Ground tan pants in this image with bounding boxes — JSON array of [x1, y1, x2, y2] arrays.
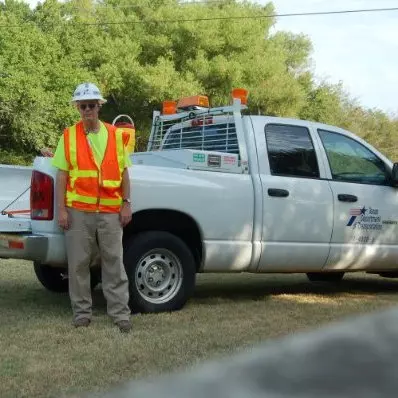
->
[[65, 208, 130, 323]]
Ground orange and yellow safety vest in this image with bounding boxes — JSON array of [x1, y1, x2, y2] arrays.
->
[[64, 121, 129, 213]]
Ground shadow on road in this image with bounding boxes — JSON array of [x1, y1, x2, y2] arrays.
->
[[193, 273, 398, 301]]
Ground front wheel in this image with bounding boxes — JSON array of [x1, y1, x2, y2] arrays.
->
[[123, 231, 196, 313]]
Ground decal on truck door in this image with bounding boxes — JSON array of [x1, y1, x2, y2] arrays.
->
[[346, 206, 382, 231], [346, 206, 385, 244]]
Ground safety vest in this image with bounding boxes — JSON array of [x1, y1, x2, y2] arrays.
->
[[64, 121, 129, 213]]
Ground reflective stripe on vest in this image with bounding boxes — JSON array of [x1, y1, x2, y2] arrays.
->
[[66, 192, 122, 206]]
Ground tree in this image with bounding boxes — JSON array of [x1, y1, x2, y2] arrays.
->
[[0, 0, 396, 163]]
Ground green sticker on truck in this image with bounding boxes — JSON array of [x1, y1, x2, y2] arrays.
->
[[193, 153, 205, 163]]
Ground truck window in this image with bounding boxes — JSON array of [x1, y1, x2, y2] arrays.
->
[[265, 124, 320, 178], [162, 122, 239, 154], [318, 129, 388, 185]]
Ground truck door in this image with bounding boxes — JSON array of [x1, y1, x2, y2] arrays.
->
[[252, 119, 334, 272], [316, 128, 398, 271]]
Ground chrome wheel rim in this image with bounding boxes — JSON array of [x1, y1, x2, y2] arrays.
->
[[135, 249, 183, 304]]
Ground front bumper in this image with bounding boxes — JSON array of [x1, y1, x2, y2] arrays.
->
[[0, 233, 48, 261]]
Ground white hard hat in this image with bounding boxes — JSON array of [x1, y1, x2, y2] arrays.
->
[[71, 82, 107, 104]]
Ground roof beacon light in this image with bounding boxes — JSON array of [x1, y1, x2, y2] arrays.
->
[[162, 100, 177, 115], [177, 95, 210, 111], [231, 88, 248, 105]]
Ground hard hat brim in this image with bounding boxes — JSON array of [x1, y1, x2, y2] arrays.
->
[[71, 97, 107, 105]]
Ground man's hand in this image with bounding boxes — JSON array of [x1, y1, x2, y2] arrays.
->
[[40, 147, 54, 157], [58, 208, 70, 230], [120, 203, 132, 227]]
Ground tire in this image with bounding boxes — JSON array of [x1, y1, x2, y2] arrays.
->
[[306, 272, 345, 283], [123, 231, 196, 313], [33, 262, 101, 293], [34, 262, 69, 292]]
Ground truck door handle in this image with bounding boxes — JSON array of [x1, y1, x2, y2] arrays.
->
[[268, 188, 289, 198], [338, 194, 358, 202]]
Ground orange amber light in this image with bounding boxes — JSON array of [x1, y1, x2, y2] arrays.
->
[[177, 95, 209, 109], [231, 88, 248, 105], [162, 101, 177, 115]]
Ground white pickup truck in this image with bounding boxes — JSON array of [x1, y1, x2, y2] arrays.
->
[[1, 92, 398, 313]]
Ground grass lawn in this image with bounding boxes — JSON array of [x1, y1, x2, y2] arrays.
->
[[1, 259, 398, 398]]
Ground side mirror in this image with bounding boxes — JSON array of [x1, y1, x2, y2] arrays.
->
[[391, 163, 398, 186]]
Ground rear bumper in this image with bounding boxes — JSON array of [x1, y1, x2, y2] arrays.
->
[[0, 233, 48, 262]]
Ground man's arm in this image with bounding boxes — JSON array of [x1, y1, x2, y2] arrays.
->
[[56, 170, 68, 210], [56, 170, 70, 229], [120, 168, 132, 227], [121, 168, 130, 200], [51, 134, 70, 229]]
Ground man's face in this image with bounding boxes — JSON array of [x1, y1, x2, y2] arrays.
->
[[76, 100, 100, 121]]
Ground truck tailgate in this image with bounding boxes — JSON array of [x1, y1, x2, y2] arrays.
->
[[0, 215, 49, 261], [0, 215, 31, 233]]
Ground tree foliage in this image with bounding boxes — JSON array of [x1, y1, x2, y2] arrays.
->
[[0, 0, 396, 164]]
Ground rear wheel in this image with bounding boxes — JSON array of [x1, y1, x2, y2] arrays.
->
[[123, 231, 196, 313], [33, 262, 100, 293], [306, 272, 345, 283]]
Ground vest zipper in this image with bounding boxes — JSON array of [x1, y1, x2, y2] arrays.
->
[[97, 172, 101, 210], [86, 134, 101, 211]]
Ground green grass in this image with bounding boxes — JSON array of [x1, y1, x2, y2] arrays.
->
[[1, 259, 398, 398]]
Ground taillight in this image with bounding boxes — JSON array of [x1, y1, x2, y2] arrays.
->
[[30, 171, 54, 220]]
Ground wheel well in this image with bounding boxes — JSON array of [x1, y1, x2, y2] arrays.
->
[[123, 209, 203, 270]]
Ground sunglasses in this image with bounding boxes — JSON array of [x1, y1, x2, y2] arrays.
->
[[79, 103, 98, 111]]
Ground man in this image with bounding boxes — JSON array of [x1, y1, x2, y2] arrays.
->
[[52, 82, 133, 333]]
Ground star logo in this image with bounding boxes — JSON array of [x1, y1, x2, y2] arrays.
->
[[347, 206, 367, 227]]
